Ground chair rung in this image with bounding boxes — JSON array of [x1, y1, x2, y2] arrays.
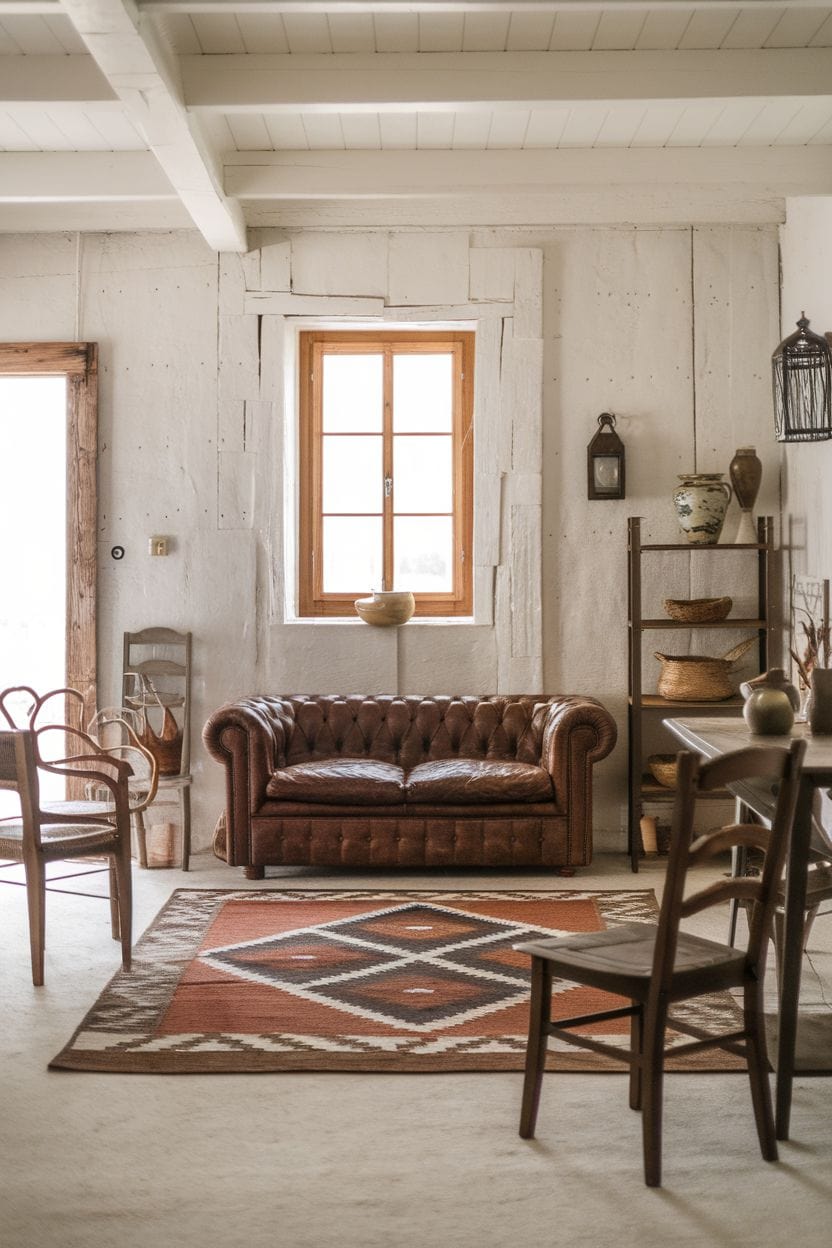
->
[[550, 1005, 638, 1030]]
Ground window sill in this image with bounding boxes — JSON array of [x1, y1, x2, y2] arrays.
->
[[285, 616, 477, 627]]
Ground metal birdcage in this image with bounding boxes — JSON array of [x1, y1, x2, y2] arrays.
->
[[772, 313, 832, 442]]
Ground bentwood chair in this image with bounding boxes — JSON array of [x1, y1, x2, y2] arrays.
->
[[0, 728, 134, 985], [1, 686, 158, 864], [516, 740, 805, 1188]]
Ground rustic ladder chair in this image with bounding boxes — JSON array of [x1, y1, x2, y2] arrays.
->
[[0, 727, 134, 985], [727, 779, 832, 989], [515, 740, 805, 1188], [122, 628, 192, 869]]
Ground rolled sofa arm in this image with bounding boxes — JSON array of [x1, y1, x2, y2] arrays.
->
[[203, 696, 293, 866], [540, 696, 617, 792], [539, 695, 617, 865]]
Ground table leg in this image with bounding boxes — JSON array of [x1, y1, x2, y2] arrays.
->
[[775, 774, 813, 1140]]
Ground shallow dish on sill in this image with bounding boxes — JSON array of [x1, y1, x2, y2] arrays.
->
[[663, 596, 732, 623]]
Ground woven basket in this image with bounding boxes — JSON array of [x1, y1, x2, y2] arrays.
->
[[654, 637, 756, 701], [647, 754, 678, 788], [663, 596, 732, 623]]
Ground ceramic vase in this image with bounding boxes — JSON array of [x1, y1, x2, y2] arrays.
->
[[808, 667, 832, 735], [672, 473, 732, 545], [729, 447, 762, 545]]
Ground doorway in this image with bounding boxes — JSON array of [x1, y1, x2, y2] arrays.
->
[[0, 343, 98, 775]]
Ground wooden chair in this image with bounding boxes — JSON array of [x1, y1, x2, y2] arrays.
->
[[1, 686, 159, 864], [0, 727, 133, 985], [516, 740, 806, 1188], [727, 779, 832, 989], [122, 629, 192, 870]]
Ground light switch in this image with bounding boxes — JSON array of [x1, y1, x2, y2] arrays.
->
[[149, 536, 169, 556]]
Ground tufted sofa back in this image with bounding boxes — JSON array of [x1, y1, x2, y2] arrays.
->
[[278, 695, 550, 771]]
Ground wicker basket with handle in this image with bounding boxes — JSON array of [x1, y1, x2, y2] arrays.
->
[[654, 637, 757, 701]]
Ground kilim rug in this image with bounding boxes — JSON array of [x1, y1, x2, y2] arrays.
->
[[50, 888, 745, 1074]]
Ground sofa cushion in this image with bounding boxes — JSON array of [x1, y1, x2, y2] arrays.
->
[[266, 759, 405, 805], [405, 759, 554, 805]]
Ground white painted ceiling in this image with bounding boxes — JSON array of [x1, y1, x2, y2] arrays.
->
[[1, 1, 831, 249]]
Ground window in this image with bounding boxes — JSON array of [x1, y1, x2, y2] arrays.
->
[[298, 330, 474, 618]]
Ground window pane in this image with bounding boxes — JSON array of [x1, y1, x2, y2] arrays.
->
[[323, 354, 383, 432], [322, 517, 382, 593], [323, 435, 382, 513], [393, 354, 453, 432], [394, 516, 453, 593], [393, 435, 452, 513]]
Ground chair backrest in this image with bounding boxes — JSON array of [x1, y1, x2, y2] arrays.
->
[[0, 686, 38, 729], [652, 740, 806, 993], [0, 728, 42, 846], [122, 629, 192, 775]]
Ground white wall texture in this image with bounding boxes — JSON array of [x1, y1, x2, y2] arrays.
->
[[779, 197, 832, 604], [0, 222, 783, 853]]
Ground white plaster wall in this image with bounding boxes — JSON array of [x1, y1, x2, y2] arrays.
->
[[0, 221, 782, 854], [780, 198, 832, 597]]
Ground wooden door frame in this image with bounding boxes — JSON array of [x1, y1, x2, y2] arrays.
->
[[0, 343, 98, 720]]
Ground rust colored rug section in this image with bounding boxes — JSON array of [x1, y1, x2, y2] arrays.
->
[[50, 888, 744, 1074]]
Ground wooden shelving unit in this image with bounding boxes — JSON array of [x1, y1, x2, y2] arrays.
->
[[627, 515, 774, 872]]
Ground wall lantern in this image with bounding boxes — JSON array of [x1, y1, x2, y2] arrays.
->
[[587, 412, 625, 500], [772, 313, 832, 442]]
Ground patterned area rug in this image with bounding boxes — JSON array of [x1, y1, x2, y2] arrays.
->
[[50, 888, 745, 1074]]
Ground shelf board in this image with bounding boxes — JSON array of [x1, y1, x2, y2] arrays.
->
[[639, 775, 732, 800], [639, 542, 770, 552], [632, 695, 744, 709], [635, 618, 766, 630]]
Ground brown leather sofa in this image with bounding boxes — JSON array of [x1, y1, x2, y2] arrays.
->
[[203, 694, 616, 877]]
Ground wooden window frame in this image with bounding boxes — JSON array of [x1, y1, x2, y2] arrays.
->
[[0, 342, 98, 723], [298, 329, 474, 618]]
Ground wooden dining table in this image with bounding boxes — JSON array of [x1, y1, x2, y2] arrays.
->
[[664, 715, 832, 1141]]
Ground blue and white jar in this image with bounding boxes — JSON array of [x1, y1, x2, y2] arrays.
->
[[672, 473, 732, 545]]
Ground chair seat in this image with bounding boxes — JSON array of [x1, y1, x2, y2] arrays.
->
[[0, 818, 119, 857], [516, 923, 748, 1000]]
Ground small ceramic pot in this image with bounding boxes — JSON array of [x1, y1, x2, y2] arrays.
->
[[742, 688, 795, 736], [354, 589, 415, 627], [672, 473, 732, 545]]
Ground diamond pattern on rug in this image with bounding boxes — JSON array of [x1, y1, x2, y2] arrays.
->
[[199, 902, 547, 1030]]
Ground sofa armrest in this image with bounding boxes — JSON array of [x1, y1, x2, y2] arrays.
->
[[202, 697, 293, 866], [540, 696, 617, 797]]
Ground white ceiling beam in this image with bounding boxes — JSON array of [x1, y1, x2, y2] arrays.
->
[[136, 2, 832, 13], [0, 151, 177, 200], [56, 0, 247, 252], [225, 145, 832, 199], [182, 49, 832, 113], [0, 55, 117, 105]]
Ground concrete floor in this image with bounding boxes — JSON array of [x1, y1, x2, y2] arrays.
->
[[1, 851, 831, 1248]]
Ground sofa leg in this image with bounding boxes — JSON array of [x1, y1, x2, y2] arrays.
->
[[244, 866, 265, 880], [557, 867, 576, 878]]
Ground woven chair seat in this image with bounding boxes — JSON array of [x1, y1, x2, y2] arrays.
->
[[0, 819, 119, 857]]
